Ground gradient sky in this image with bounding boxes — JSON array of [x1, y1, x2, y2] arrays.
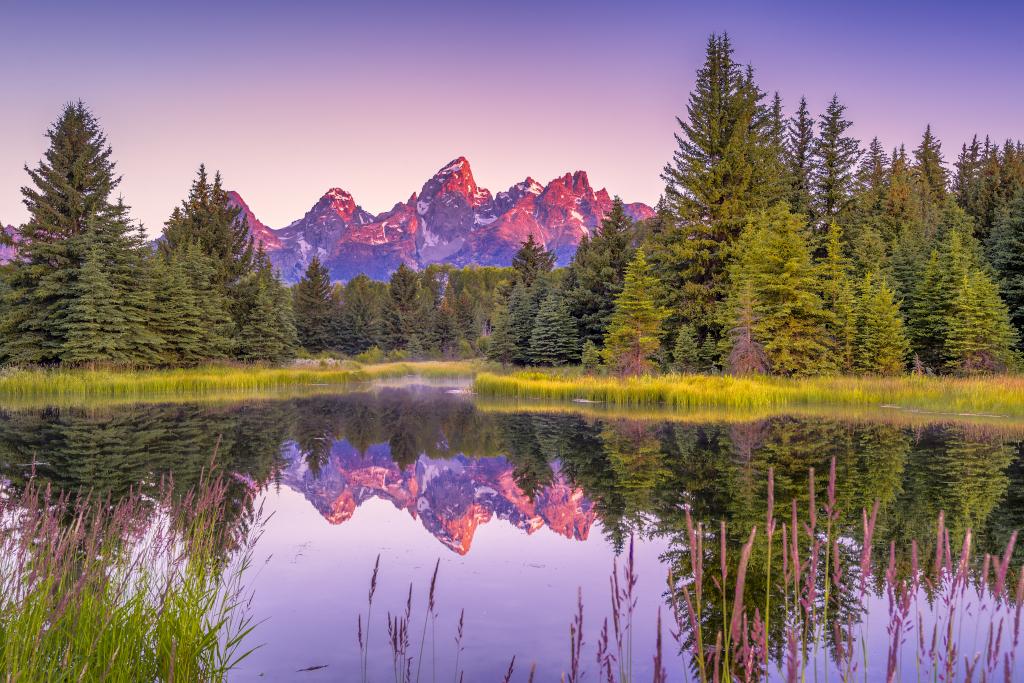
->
[[2, 0, 1022, 235]]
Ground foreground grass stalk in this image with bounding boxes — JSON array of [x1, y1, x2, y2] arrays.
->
[[0, 471, 263, 681]]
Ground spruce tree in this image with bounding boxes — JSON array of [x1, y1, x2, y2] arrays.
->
[[160, 166, 255, 289], [529, 290, 579, 366], [813, 95, 861, 228], [507, 280, 544, 365], [818, 222, 856, 372], [854, 273, 909, 375], [786, 96, 816, 219], [510, 234, 555, 287], [181, 242, 235, 359], [602, 249, 667, 375], [722, 204, 832, 376], [660, 33, 780, 338], [486, 297, 518, 366], [382, 263, 425, 350], [565, 197, 634, 347], [912, 125, 948, 203], [987, 194, 1024, 338], [334, 275, 383, 355], [60, 241, 129, 365], [671, 324, 701, 373], [234, 260, 298, 363], [2, 102, 125, 364], [907, 224, 983, 368], [293, 255, 335, 353], [945, 271, 1018, 374], [147, 252, 207, 366], [580, 339, 602, 371]]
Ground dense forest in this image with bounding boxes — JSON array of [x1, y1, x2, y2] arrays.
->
[[3, 33, 1024, 376]]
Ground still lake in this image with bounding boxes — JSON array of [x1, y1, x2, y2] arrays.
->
[[2, 379, 1023, 680]]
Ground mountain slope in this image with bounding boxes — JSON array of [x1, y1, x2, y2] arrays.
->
[[232, 157, 654, 282]]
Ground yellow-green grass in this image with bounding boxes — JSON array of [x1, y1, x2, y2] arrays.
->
[[474, 397, 1024, 438], [0, 360, 478, 404], [474, 370, 1024, 419]]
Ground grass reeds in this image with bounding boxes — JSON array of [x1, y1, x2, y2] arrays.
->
[[474, 369, 1024, 418], [0, 470, 263, 681], [0, 360, 477, 403]]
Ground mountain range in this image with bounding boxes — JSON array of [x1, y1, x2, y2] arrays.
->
[[279, 440, 596, 555], [229, 157, 654, 282]]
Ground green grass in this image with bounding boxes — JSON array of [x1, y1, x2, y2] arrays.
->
[[474, 369, 1024, 418], [0, 472, 262, 681], [0, 360, 478, 404]]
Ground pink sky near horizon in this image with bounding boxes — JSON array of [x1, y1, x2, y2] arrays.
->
[[2, 1, 1022, 236]]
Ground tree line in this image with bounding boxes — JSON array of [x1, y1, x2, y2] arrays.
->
[[6, 30, 1024, 377], [481, 33, 1024, 376], [1, 102, 297, 366]]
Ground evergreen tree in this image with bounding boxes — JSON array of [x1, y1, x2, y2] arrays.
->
[[786, 96, 816, 219], [602, 249, 667, 375], [660, 33, 781, 338], [60, 241, 129, 365], [429, 290, 460, 357], [723, 279, 769, 375], [580, 339, 602, 371], [671, 323, 702, 373], [912, 125, 948, 203], [160, 166, 255, 289], [293, 255, 335, 353], [234, 266, 298, 363], [854, 273, 909, 375], [818, 222, 856, 372], [147, 252, 207, 366], [722, 204, 832, 376], [953, 136, 983, 223], [529, 290, 579, 366], [510, 234, 555, 287], [2, 102, 125, 364], [945, 271, 1018, 374], [565, 197, 634, 347], [907, 224, 983, 368], [486, 296, 518, 366], [382, 264, 425, 350], [181, 242, 236, 360], [334, 275, 384, 355], [508, 280, 545, 365], [813, 95, 861, 227], [987, 194, 1024, 338]]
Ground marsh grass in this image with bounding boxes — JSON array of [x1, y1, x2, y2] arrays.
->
[[0, 468, 264, 681], [475, 370, 1024, 418], [0, 360, 477, 404]]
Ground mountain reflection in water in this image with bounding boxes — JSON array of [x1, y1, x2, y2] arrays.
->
[[2, 384, 1023, 679]]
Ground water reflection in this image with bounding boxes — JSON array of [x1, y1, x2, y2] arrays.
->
[[1, 385, 1022, 677], [1, 387, 1021, 561]]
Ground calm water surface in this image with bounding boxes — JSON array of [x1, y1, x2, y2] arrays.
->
[[2, 382, 1023, 680]]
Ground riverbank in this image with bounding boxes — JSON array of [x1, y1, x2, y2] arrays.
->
[[0, 361, 478, 402], [473, 369, 1024, 418]]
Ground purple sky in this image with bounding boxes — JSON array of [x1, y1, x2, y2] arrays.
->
[[2, 0, 1022, 235]]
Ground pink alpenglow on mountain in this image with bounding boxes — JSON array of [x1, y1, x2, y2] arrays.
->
[[231, 157, 654, 282]]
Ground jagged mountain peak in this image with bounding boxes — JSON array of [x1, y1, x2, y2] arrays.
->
[[235, 156, 654, 282]]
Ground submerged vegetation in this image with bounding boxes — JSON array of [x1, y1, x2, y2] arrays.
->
[[0, 471, 262, 681], [475, 369, 1024, 417]]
